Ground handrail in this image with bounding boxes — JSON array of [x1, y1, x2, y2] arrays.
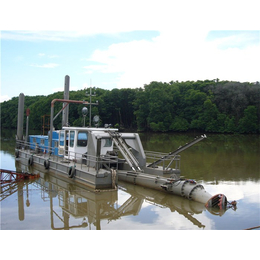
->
[[113, 146, 180, 171], [15, 139, 119, 174], [147, 134, 206, 168], [16, 138, 181, 173]]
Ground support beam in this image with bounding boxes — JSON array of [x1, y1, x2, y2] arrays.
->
[[147, 135, 207, 168]]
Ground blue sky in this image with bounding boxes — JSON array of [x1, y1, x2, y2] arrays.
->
[[1, 1, 259, 102]]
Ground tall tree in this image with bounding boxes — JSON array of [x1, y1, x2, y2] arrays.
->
[[238, 106, 258, 133]]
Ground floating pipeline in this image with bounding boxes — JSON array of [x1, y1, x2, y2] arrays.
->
[[118, 171, 237, 212]]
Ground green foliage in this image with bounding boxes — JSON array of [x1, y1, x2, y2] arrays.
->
[[225, 116, 237, 133], [238, 106, 258, 133], [1, 80, 259, 134], [170, 117, 189, 132]]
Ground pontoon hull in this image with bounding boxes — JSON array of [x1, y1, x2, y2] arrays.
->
[[16, 149, 117, 190]]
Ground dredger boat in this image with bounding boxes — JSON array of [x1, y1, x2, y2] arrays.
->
[[15, 75, 236, 212]]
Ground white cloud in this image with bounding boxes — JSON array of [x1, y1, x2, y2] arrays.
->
[[38, 53, 59, 59], [0, 95, 11, 102], [207, 31, 260, 50], [30, 63, 59, 68], [2, 1, 259, 31], [204, 180, 260, 203], [1, 1, 259, 39], [0, 31, 88, 42], [48, 54, 59, 59], [37, 53, 59, 59], [85, 30, 259, 88]]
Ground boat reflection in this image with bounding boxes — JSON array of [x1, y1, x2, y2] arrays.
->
[[10, 162, 226, 230], [0, 171, 34, 221], [117, 182, 207, 228]]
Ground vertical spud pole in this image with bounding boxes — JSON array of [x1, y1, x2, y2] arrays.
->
[[62, 75, 70, 127], [49, 103, 54, 154], [25, 108, 30, 146], [17, 93, 24, 144]]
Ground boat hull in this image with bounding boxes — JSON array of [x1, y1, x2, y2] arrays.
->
[[16, 149, 117, 190]]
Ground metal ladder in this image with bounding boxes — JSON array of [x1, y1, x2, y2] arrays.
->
[[108, 131, 141, 172], [147, 134, 207, 168]]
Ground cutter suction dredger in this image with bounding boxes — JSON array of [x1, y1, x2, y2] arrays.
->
[[15, 84, 232, 212]]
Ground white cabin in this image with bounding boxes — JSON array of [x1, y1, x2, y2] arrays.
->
[[59, 127, 118, 161]]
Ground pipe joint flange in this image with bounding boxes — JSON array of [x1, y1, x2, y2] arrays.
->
[[181, 180, 189, 197], [188, 184, 204, 200]]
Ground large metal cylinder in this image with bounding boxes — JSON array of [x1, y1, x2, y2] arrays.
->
[[62, 75, 70, 126], [118, 172, 213, 205], [17, 93, 24, 141]]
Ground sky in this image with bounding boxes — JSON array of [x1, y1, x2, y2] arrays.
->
[[0, 0, 259, 102]]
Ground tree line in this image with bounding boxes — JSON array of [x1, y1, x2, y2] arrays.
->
[[1, 80, 259, 134]]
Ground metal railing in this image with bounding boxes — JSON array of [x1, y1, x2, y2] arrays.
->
[[15, 139, 119, 174], [144, 150, 181, 171], [16, 139, 180, 173], [113, 146, 180, 171]]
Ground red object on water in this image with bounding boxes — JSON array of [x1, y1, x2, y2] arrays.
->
[[0, 169, 39, 184]]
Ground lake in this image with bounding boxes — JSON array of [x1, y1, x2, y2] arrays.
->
[[1, 129, 259, 230]]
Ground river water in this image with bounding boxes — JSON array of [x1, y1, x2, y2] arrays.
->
[[1, 129, 259, 230]]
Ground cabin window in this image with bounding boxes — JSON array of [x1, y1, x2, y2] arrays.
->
[[33, 137, 36, 143], [104, 138, 112, 147], [70, 131, 75, 147], [77, 131, 88, 147], [59, 131, 64, 146], [40, 139, 44, 145]]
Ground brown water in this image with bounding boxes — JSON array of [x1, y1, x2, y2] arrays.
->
[[1, 130, 259, 230]]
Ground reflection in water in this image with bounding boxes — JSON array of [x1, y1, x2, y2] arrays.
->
[[2, 161, 233, 230], [119, 182, 208, 229], [48, 185, 118, 230], [1, 130, 259, 230], [1, 174, 35, 222], [17, 182, 24, 221], [34, 174, 118, 230]]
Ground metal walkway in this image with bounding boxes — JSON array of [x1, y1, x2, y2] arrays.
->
[[107, 131, 141, 172], [147, 134, 207, 168]]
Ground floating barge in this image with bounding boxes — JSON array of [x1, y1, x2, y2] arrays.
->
[[15, 75, 235, 211]]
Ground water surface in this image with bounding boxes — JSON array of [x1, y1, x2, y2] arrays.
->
[[1, 130, 259, 230]]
